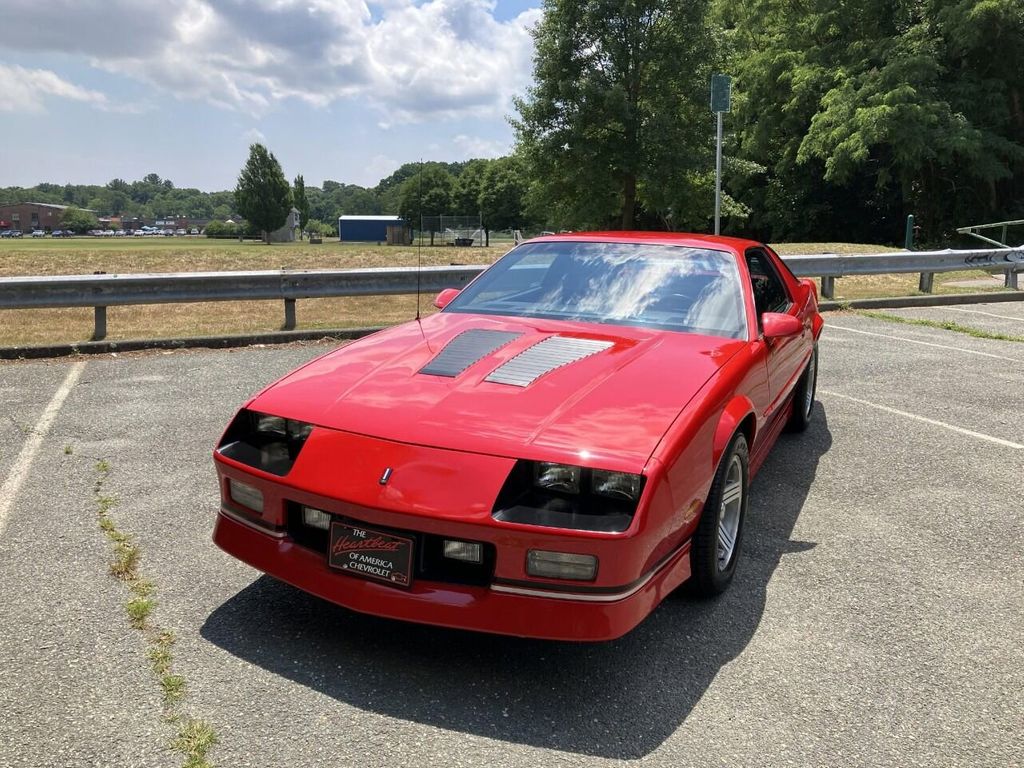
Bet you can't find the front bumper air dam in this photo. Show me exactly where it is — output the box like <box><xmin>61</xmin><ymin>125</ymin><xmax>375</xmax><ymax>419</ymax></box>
<box><xmin>213</xmin><ymin>511</ymin><xmax>691</xmax><ymax>642</ymax></box>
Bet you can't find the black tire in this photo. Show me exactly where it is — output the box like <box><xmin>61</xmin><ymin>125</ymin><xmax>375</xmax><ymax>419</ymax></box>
<box><xmin>786</xmin><ymin>342</ymin><xmax>818</xmax><ymax>433</ymax></box>
<box><xmin>690</xmin><ymin>432</ymin><xmax>749</xmax><ymax>597</ymax></box>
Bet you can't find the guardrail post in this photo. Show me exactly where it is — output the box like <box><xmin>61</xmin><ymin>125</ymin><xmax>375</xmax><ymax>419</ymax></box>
<box><xmin>283</xmin><ymin>299</ymin><xmax>296</xmax><ymax>330</ymax></box>
<box><xmin>92</xmin><ymin>306</ymin><xmax>107</xmax><ymax>341</ymax></box>
<box><xmin>1002</xmin><ymin>224</ymin><xmax>1015</xmax><ymax>288</ymax></box>
<box><xmin>907</xmin><ymin>214</ymin><xmax>933</xmax><ymax>293</ymax></box>
<box><xmin>918</xmin><ymin>271</ymin><xmax>934</xmax><ymax>293</ymax></box>
<box><xmin>820</xmin><ymin>276</ymin><xmax>835</xmax><ymax>299</ymax></box>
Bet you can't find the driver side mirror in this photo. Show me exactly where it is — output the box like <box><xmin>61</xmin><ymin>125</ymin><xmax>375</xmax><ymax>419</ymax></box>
<box><xmin>433</xmin><ymin>287</ymin><xmax>461</xmax><ymax>310</ymax></box>
<box><xmin>762</xmin><ymin>312</ymin><xmax>802</xmax><ymax>339</ymax></box>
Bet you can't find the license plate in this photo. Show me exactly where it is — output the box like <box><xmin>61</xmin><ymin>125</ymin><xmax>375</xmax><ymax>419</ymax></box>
<box><xmin>328</xmin><ymin>522</ymin><xmax>414</xmax><ymax>588</ymax></box>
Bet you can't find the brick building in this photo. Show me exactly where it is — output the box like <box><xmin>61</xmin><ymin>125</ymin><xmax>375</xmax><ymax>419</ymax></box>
<box><xmin>0</xmin><ymin>202</ymin><xmax>91</xmax><ymax>232</ymax></box>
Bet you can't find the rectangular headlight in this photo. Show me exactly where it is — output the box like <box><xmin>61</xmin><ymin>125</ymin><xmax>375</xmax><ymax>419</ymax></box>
<box><xmin>534</xmin><ymin>462</ymin><xmax>581</xmax><ymax>494</ymax></box>
<box><xmin>228</xmin><ymin>478</ymin><xmax>264</xmax><ymax>513</ymax></box>
<box><xmin>302</xmin><ymin>506</ymin><xmax>332</xmax><ymax>531</ymax></box>
<box><xmin>591</xmin><ymin>469</ymin><xmax>643</xmax><ymax>502</ymax></box>
<box><xmin>527</xmin><ymin>550</ymin><xmax>598</xmax><ymax>581</ymax></box>
<box><xmin>443</xmin><ymin>540</ymin><xmax>483</xmax><ymax>563</ymax></box>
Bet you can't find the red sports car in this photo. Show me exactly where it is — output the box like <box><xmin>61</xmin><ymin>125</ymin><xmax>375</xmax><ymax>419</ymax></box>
<box><xmin>213</xmin><ymin>232</ymin><xmax>823</xmax><ymax>641</ymax></box>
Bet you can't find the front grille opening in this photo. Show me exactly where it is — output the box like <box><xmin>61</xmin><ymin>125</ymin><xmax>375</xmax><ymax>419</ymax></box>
<box><xmin>285</xmin><ymin>503</ymin><xmax>496</xmax><ymax>587</ymax></box>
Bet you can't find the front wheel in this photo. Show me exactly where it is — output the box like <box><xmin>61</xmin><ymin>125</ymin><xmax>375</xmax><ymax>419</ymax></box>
<box><xmin>786</xmin><ymin>342</ymin><xmax>818</xmax><ymax>433</ymax></box>
<box><xmin>690</xmin><ymin>433</ymin><xmax>749</xmax><ymax>597</ymax></box>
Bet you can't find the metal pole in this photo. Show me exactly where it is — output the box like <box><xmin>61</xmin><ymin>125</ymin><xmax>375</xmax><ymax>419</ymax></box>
<box><xmin>714</xmin><ymin>111</ymin><xmax>723</xmax><ymax>235</ymax></box>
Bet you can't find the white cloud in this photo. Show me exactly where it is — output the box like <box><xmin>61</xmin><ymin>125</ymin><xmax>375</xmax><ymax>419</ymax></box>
<box><xmin>0</xmin><ymin>64</ymin><xmax>109</xmax><ymax>113</ymax></box>
<box><xmin>242</xmin><ymin>128</ymin><xmax>267</xmax><ymax>145</ymax></box>
<box><xmin>452</xmin><ymin>133</ymin><xmax>509</xmax><ymax>158</ymax></box>
<box><xmin>0</xmin><ymin>0</ymin><xmax>542</xmax><ymax>122</ymax></box>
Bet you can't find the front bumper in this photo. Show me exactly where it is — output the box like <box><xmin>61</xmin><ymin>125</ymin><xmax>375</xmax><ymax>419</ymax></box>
<box><xmin>213</xmin><ymin>510</ymin><xmax>691</xmax><ymax>642</ymax></box>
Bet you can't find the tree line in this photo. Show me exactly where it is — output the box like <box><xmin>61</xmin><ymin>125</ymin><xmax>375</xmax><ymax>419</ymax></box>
<box><xmin>5</xmin><ymin>0</ymin><xmax>1021</xmax><ymax>245</ymax></box>
<box><xmin>514</xmin><ymin>0</ymin><xmax>1024</xmax><ymax>244</ymax></box>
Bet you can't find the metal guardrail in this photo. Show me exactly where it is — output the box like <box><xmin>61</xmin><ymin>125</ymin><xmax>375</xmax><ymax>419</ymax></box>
<box><xmin>0</xmin><ymin>248</ymin><xmax>1021</xmax><ymax>341</ymax></box>
<box><xmin>955</xmin><ymin>219</ymin><xmax>1024</xmax><ymax>290</ymax></box>
<box><xmin>785</xmin><ymin>247</ymin><xmax>1024</xmax><ymax>297</ymax></box>
<box><xmin>0</xmin><ymin>266</ymin><xmax>484</xmax><ymax>340</ymax></box>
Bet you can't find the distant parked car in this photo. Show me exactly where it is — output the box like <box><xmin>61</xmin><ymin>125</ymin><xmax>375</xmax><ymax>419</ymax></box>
<box><xmin>175</xmin><ymin>228</ymin><xmax>186</xmax><ymax>236</ymax></box>
<box><xmin>51</xmin><ymin>230</ymin><xmax>63</xmax><ymax>237</ymax></box>
<box><xmin>115</xmin><ymin>230</ymin><xmax>126</xmax><ymax>237</ymax></box>
<box><xmin>190</xmin><ymin>228</ymin><xmax>199</xmax><ymax>235</ymax></box>
<box><xmin>133</xmin><ymin>229</ymin><xmax>145</xmax><ymax>237</ymax></box>
<box><xmin>0</xmin><ymin>230</ymin><xmax>10</xmax><ymax>238</ymax></box>
<box><xmin>31</xmin><ymin>230</ymin><xmax>45</xmax><ymax>237</ymax></box>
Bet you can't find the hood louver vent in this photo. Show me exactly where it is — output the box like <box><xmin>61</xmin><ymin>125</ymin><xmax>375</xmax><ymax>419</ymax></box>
<box><xmin>485</xmin><ymin>336</ymin><xmax>614</xmax><ymax>387</ymax></box>
<box><xmin>419</xmin><ymin>329</ymin><xmax>522</xmax><ymax>378</ymax></box>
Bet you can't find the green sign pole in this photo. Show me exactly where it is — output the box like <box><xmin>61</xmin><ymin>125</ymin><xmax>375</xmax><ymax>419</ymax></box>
<box><xmin>711</xmin><ymin>74</ymin><xmax>731</xmax><ymax>236</ymax></box>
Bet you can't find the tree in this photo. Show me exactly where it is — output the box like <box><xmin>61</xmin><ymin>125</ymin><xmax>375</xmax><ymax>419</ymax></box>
<box><xmin>513</xmin><ymin>0</ymin><xmax>721</xmax><ymax>230</ymax></box>
<box><xmin>716</xmin><ymin>0</ymin><xmax>1024</xmax><ymax>242</ymax></box>
<box><xmin>204</xmin><ymin>220</ymin><xmax>239</xmax><ymax>239</ymax></box>
<box><xmin>398</xmin><ymin>164</ymin><xmax>454</xmax><ymax>228</ymax></box>
<box><xmin>234</xmin><ymin>143</ymin><xmax>292</xmax><ymax>243</ymax></box>
<box><xmin>479</xmin><ymin>156</ymin><xmax>530</xmax><ymax>230</ymax></box>
<box><xmin>293</xmin><ymin>174</ymin><xmax>310</xmax><ymax>236</ymax></box>
<box><xmin>451</xmin><ymin>159</ymin><xmax>490</xmax><ymax>215</ymax></box>
<box><xmin>60</xmin><ymin>206</ymin><xmax>98</xmax><ymax>233</ymax></box>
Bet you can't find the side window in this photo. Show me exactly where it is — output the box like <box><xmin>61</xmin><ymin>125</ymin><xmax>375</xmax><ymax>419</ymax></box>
<box><xmin>745</xmin><ymin>248</ymin><xmax>790</xmax><ymax>320</ymax></box>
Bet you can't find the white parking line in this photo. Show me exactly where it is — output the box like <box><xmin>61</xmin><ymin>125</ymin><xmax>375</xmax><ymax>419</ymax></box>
<box><xmin>0</xmin><ymin>362</ymin><xmax>86</xmax><ymax>536</ymax></box>
<box><xmin>820</xmin><ymin>389</ymin><xmax>1023</xmax><ymax>450</ymax></box>
<box><xmin>943</xmin><ymin>306</ymin><xmax>1024</xmax><ymax>322</ymax></box>
<box><xmin>825</xmin><ymin>324</ymin><xmax>1021</xmax><ymax>362</ymax></box>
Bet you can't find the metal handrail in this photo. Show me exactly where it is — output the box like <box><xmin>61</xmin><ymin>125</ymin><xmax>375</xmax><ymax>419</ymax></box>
<box><xmin>955</xmin><ymin>220</ymin><xmax>1024</xmax><ymax>288</ymax></box>
<box><xmin>1</xmin><ymin>248</ymin><xmax>1021</xmax><ymax>341</ymax></box>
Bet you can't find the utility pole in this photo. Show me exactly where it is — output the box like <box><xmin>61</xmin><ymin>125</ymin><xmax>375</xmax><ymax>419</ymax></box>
<box><xmin>711</xmin><ymin>74</ymin><xmax>732</xmax><ymax>236</ymax></box>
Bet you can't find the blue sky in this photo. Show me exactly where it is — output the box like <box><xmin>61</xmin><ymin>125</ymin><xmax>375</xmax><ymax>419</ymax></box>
<box><xmin>0</xmin><ymin>0</ymin><xmax>543</xmax><ymax>191</ymax></box>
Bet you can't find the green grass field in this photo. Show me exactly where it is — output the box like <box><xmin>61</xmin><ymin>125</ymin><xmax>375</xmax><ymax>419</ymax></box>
<box><xmin>0</xmin><ymin>237</ymin><xmax>1007</xmax><ymax>347</ymax></box>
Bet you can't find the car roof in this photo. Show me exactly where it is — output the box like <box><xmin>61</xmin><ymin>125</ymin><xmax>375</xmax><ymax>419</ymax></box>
<box><xmin>525</xmin><ymin>231</ymin><xmax>762</xmax><ymax>254</ymax></box>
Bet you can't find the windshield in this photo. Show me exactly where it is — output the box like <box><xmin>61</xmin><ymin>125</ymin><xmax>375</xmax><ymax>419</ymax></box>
<box><xmin>444</xmin><ymin>241</ymin><xmax>747</xmax><ymax>339</ymax></box>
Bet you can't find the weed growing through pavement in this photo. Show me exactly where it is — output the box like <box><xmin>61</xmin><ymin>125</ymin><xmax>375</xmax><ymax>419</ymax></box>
<box><xmin>92</xmin><ymin>459</ymin><xmax>218</xmax><ymax>767</ymax></box>
<box><xmin>171</xmin><ymin>718</ymin><xmax>218</xmax><ymax>768</ymax></box>
<box><xmin>857</xmin><ymin>310</ymin><xmax>1024</xmax><ymax>342</ymax></box>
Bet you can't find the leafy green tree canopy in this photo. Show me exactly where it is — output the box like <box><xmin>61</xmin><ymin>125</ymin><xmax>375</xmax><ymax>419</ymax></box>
<box><xmin>479</xmin><ymin>156</ymin><xmax>530</xmax><ymax>230</ymax></box>
<box><xmin>716</xmin><ymin>0</ymin><xmax>1024</xmax><ymax>241</ymax></box>
<box><xmin>293</xmin><ymin>174</ymin><xmax>310</xmax><ymax>232</ymax></box>
<box><xmin>398</xmin><ymin>164</ymin><xmax>455</xmax><ymax>227</ymax></box>
<box><xmin>60</xmin><ymin>206</ymin><xmax>99</xmax><ymax>233</ymax></box>
<box><xmin>234</xmin><ymin>143</ymin><xmax>292</xmax><ymax>243</ymax></box>
<box><xmin>514</xmin><ymin>0</ymin><xmax>720</xmax><ymax>230</ymax></box>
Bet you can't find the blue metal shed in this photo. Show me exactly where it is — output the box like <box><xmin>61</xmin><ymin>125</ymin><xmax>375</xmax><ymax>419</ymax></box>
<box><xmin>338</xmin><ymin>215</ymin><xmax>405</xmax><ymax>242</ymax></box>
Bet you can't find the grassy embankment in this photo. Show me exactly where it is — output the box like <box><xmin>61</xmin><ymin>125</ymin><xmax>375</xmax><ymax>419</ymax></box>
<box><xmin>0</xmin><ymin>237</ymin><xmax>1008</xmax><ymax>346</ymax></box>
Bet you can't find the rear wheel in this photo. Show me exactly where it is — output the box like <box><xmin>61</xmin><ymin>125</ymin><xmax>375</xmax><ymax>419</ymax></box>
<box><xmin>786</xmin><ymin>342</ymin><xmax>818</xmax><ymax>433</ymax></box>
<box><xmin>690</xmin><ymin>432</ymin><xmax>749</xmax><ymax>597</ymax></box>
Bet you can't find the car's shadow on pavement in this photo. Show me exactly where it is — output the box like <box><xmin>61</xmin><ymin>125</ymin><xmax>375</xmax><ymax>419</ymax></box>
<box><xmin>201</xmin><ymin>411</ymin><xmax>833</xmax><ymax>759</ymax></box>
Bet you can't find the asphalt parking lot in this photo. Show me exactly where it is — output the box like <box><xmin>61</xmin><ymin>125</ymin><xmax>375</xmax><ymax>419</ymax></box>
<box><xmin>1</xmin><ymin>302</ymin><xmax>1021</xmax><ymax>767</ymax></box>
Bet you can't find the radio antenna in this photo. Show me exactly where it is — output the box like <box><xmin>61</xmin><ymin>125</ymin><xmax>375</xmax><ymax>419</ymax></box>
<box><xmin>415</xmin><ymin>158</ymin><xmax>423</xmax><ymax>321</ymax></box>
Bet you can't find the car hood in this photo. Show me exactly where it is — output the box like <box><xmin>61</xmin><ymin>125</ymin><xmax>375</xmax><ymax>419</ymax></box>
<box><xmin>250</xmin><ymin>312</ymin><xmax>744</xmax><ymax>470</ymax></box>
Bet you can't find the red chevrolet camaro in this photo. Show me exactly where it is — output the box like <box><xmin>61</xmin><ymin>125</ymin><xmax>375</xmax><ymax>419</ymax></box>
<box><xmin>212</xmin><ymin>232</ymin><xmax>823</xmax><ymax>641</ymax></box>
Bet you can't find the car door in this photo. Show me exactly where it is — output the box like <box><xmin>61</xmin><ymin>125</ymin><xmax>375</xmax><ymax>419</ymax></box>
<box><xmin>744</xmin><ymin>247</ymin><xmax>806</xmax><ymax>417</ymax></box>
